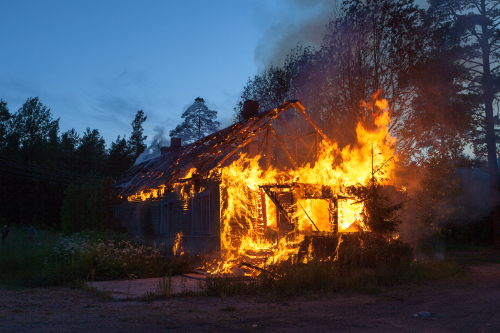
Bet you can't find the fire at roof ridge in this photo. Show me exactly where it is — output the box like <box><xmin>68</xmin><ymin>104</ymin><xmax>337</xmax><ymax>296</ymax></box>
<box><xmin>113</xmin><ymin>100</ymin><xmax>306</xmax><ymax>196</ymax></box>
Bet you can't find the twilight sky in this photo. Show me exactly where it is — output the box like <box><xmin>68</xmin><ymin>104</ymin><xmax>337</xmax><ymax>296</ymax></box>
<box><xmin>0</xmin><ymin>0</ymin><xmax>428</xmax><ymax>147</ymax></box>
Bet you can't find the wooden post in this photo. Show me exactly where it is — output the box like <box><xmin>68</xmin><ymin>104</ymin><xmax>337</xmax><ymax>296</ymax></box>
<box><xmin>329</xmin><ymin>199</ymin><xmax>338</xmax><ymax>234</ymax></box>
<box><xmin>260</xmin><ymin>189</ymin><xmax>267</xmax><ymax>232</ymax></box>
<box><xmin>270</xmin><ymin>126</ymin><xmax>298</xmax><ymax>169</ymax></box>
<box><xmin>266</xmin><ymin>127</ymin><xmax>271</xmax><ymax>170</ymax></box>
<box><xmin>315</xmin><ymin>133</ymin><xmax>319</xmax><ymax>160</ymax></box>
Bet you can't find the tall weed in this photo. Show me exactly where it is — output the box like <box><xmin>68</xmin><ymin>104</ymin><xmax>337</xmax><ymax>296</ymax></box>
<box><xmin>0</xmin><ymin>228</ymin><xmax>200</xmax><ymax>286</ymax></box>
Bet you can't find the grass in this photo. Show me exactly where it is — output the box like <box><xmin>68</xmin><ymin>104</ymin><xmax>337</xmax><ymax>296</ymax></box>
<box><xmin>204</xmin><ymin>233</ymin><xmax>464</xmax><ymax>297</ymax></box>
<box><xmin>0</xmin><ymin>228</ymin><xmax>468</xmax><ymax>296</ymax></box>
<box><xmin>0</xmin><ymin>228</ymin><xmax>57</xmax><ymax>286</ymax></box>
<box><xmin>0</xmin><ymin>227</ymin><xmax>202</xmax><ymax>286</ymax></box>
<box><xmin>140</xmin><ymin>273</ymin><xmax>175</xmax><ymax>301</ymax></box>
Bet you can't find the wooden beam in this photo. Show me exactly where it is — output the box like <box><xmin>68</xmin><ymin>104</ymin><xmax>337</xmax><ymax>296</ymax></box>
<box><xmin>295</xmin><ymin>140</ymin><xmax>298</xmax><ymax>165</ymax></box>
<box><xmin>257</xmin><ymin>126</ymin><xmax>269</xmax><ymax>155</ymax></box>
<box><xmin>212</xmin><ymin>136</ymin><xmax>254</xmax><ymax>169</ymax></box>
<box><xmin>277</xmin><ymin>116</ymin><xmax>312</xmax><ymax>150</ymax></box>
<box><xmin>303</xmin><ymin>135</ymin><xmax>316</xmax><ymax>166</ymax></box>
<box><xmin>298</xmin><ymin>201</ymin><xmax>320</xmax><ymax>232</ymax></box>
<box><xmin>266</xmin><ymin>127</ymin><xmax>271</xmax><ymax>169</ymax></box>
<box><xmin>314</xmin><ymin>132</ymin><xmax>318</xmax><ymax>160</ymax></box>
<box><xmin>294</xmin><ymin>106</ymin><xmax>333</xmax><ymax>145</ymax></box>
<box><xmin>283</xmin><ymin>131</ymin><xmax>316</xmax><ymax>145</ymax></box>
<box><xmin>261</xmin><ymin>187</ymin><xmax>294</xmax><ymax>226</ymax></box>
<box><xmin>270</xmin><ymin>126</ymin><xmax>298</xmax><ymax>169</ymax></box>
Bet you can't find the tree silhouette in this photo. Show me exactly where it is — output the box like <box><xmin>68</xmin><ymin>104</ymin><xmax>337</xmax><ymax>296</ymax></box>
<box><xmin>429</xmin><ymin>0</ymin><xmax>500</xmax><ymax>249</ymax></box>
<box><xmin>169</xmin><ymin>97</ymin><xmax>220</xmax><ymax>144</ymax></box>
<box><xmin>128</xmin><ymin>110</ymin><xmax>147</xmax><ymax>161</ymax></box>
<box><xmin>0</xmin><ymin>99</ymin><xmax>11</xmax><ymax>152</ymax></box>
<box><xmin>77</xmin><ymin>128</ymin><xmax>106</xmax><ymax>175</ymax></box>
<box><xmin>108</xmin><ymin>135</ymin><xmax>133</xmax><ymax>177</ymax></box>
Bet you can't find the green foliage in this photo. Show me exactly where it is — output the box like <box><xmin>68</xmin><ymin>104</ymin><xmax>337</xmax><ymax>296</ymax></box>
<box><xmin>60</xmin><ymin>128</ymin><xmax>80</xmax><ymax>162</ymax></box>
<box><xmin>170</xmin><ymin>97</ymin><xmax>221</xmax><ymax>144</ymax></box>
<box><xmin>234</xmin><ymin>65</ymin><xmax>293</xmax><ymax>121</ymax></box>
<box><xmin>350</xmin><ymin>183</ymin><xmax>405</xmax><ymax>235</ymax></box>
<box><xmin>61</xmin><ymin>178</ymin><xmax>123</xmax><ymax>233</ymax></box>
<box><xmin>0</xmin><ymin>228</ymin><xmax>62</xmax><ymax>286</ymax></box>
<box><xmin>400</xmin><ymin>155</ymin><xmax>481</xmax><ymax>250</ymax></box>
<box><xmin>428</xmin><ymin>0</ymin><xmax>500</xmax><ymax>249</ymax></box>
<box><xmin>0</xmin><ymin>228</ymin><xmax>201</xmax><ymax>286</ymax></box>
<box><xmin>235</xmin><ymin>0</ymin><xmax>426</xmax><ymax>150</ymax></box>
<box><xmin>427</xmin><ymin>0</ymin><xmax>500</xmax><ymax>159</ymax></box>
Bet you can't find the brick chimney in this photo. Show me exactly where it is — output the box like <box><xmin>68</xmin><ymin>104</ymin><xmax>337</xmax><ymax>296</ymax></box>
<box><xmin>161</xmin><ymin>138</ymin><xmax>182</xmax><ymax>155</ymax></box>
<box><xmin>171</xmin><ymin>137</ymin><xmax>182</xmax><ymax>148</ymax></box>
<box><xmin>242</xmin><ymin>101</ymin><xmax>259</xmax><ymax>157</ymax></box>
<box><xmin>242</xmin><ymin>100</ymin><xmax>259</xmax><ymax>119</ymax></box>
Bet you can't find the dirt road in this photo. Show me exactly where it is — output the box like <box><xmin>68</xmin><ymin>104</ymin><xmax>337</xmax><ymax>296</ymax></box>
<box><xmin>1</xmin><ymin>262</ymin><xmax>499</xmax><ymax>332</ymax></box>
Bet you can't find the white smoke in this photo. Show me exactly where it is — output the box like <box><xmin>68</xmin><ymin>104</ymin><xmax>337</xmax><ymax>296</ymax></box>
<box><xmin>254</xmin><ymin>0</ymin><xmax>336</xmax><ymax>68</ymax></box>
<box><xmin>134</xmin><ymin>126</ymin><xmax>170</xmax><ymax>165</ymax></box>
<box><xmin>254</xmin><ymin>0</ymin><xmax>429</xmax><ymax>69</ymax></box>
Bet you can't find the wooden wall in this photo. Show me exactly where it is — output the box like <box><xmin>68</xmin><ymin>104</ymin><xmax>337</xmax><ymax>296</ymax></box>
<box><xmin>116</xmin><ymin>179</ymin><xmax>221</xmax><ymax>255</ymax></box>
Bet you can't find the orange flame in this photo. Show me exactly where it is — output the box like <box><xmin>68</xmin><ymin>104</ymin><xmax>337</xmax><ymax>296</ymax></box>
<box><xmin>212</xmin><ymin>97</ymin><xmax>397</xmax><ymax>274</ymax></box>
<box><xmin>125</xmin><ymin>97</ymin><xmax>398</xmax><ymax>276</ymax></box>
<box><xmin>173</xmin><ymin>232</ymin><xmax>184</xmax><ymax>256</ymax></box>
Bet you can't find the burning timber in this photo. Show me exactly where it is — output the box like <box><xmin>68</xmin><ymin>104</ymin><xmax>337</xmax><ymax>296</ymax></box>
<box><xmin>114</xmin><ymin>99</ymin><xmax>402</xmax><ymax>275</ymax></box>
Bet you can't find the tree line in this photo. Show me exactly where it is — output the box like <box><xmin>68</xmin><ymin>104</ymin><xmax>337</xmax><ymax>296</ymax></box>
<box><xmin>0</xmin><ymin>97</ymin><xmax>148</xmax><ymax>230</ymax></box>
<box><xmin>0</xmin><ymin>95</ymin><xmax>220</xmax><ymax>232</ymax></box>
<box><xmin>233</xmin><ymin>0</ymin><xmax>500</xmax><ymax>249</ymax></box>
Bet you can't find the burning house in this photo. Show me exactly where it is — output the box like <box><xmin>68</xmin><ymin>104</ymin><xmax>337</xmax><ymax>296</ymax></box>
<box><xmin>114</xmin><ymin>99</ymin><xmax>399</xmax><ymax>271</ymax></box>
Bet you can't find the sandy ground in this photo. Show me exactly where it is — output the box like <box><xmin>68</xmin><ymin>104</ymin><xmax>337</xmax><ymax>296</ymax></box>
<box><xmin>0</xmin><ymin>261</ymin><xmax>499</xmax><ymax>332</ymax></box>
<box><xmin>87</xmin><ymin>273</ymin><xmax>206</xmax><ymax>300</ymax></box>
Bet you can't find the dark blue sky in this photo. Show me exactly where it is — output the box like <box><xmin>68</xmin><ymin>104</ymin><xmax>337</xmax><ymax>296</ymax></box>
<box><xmin>0</xmin><ymin>0</ymin><xmax>428</xmax><ymax>147</ymax></box>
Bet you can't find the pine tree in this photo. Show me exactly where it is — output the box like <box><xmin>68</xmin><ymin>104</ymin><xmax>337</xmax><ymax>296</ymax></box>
<box><xmin>350</xmin><ymin>144</ymin><xmax>404</xmax><ymax>236</ymax></box>
<box><xmin>169</xmin><ymin>97</ymin><xmax>220</xmax><ymax>144</ymax></box>
<box><xmin>108</xmin><ymin>135</ymin><xmax>133</xmax><ymax>177</ymax></box>
<box><xmin>128</xmin><ymin>110</ymin><xmax>147</xmax><ymax>161</ymax></box>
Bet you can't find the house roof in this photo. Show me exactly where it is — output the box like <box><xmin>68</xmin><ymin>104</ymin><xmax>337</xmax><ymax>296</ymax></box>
<box><xmin>114</xmin><ymin>100</ymin><xmax>327</xmax><ymax>197</ymax></box>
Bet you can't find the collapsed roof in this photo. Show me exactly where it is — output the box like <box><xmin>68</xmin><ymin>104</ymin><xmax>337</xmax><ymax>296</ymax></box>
<box><xmin>114</xmin><ymin>100</ymin><xmax>329</xmax><ymax>197</ymax></box>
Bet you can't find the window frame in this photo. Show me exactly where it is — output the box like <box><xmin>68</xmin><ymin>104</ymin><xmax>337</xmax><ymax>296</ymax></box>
<box><xmin>161</xmin><ymin>199</ymin><xmax>175</xmax><ymax>235</ymax></box>
<box><xmin>191</xmin><ymin>191</ymin><xmax>211</xmax><ymax>235</ymax></box>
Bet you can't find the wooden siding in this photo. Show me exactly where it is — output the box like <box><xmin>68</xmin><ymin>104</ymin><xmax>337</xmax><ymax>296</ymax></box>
<box><xmin>117</xmin><ymin>179</ymin><xmax>221</xmax><ymax>254</ymax></box>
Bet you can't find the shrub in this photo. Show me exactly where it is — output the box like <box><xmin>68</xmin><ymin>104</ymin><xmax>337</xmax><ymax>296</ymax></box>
<box><xmin>203</xmin><ymin>232</ymin><xmax>457</xmax><ymax>297</ymax></box>
<box><xmin>0</xmin><ymin>228</ymin><xmax>202</xmax><ymax>286</ymax></box>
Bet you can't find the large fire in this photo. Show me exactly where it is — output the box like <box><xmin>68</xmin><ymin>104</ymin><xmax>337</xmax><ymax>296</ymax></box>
<box><xmin>213</xmin><ymin>97</ymin><xmax>397</xmax><ymax>274</ymax></box>
<box><xmin>125</xmin><ymin>96</ymin><xmax>399</xmax><ymax>276</ymax></box>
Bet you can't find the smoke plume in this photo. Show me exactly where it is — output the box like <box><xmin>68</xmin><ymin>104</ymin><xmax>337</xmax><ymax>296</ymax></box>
<box><xmin>134</xmin><ymin>126</ymin><xmax>170</xmax><ymax>165</ymax></box>
<box><xmin>254</xmin><ymin>0</ymin><xmax>337</xmax><ymax>68</ymax></box>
